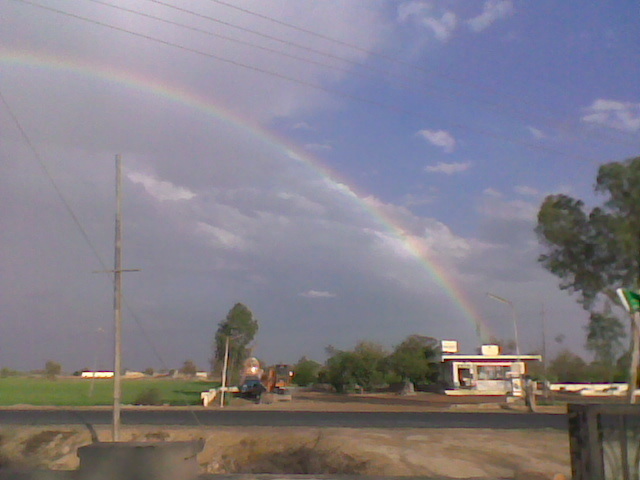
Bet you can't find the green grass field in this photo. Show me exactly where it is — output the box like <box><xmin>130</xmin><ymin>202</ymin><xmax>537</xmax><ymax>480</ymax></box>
<box><xmin>0</xmin><ymin>377</ymin><xmax>219</xmax><ymax>406</ymax></box>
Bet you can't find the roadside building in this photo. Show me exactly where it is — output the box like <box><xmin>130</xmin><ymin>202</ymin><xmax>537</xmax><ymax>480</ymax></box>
<box><xmin>80</xmin><ymin>371</ymin><xmax>114</xmax><ymax>379</ymax></box>
<box><xmin>440</xmin><ymin>342</ymin><xmax>541</xmax><ymax>396</ymax></box>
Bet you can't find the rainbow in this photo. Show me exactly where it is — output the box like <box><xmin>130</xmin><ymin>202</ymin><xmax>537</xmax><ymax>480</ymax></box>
<box><xmin>0</xmin><ymin>49</ymin><xmax>492</xmax><ymax>342</ymax></box>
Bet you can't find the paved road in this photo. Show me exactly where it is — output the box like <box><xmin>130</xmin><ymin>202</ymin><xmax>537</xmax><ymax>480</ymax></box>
<box><xmin>0</xmin><ymin>410</ymin><xmax>568</xmax><ymax>429</ymax></box>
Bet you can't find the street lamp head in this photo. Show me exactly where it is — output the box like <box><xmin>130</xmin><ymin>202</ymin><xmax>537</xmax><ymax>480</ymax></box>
<box><xmin>487</xmin><ymin>293</ymin><xmax>512</xmax><ymax>306</ymax></box>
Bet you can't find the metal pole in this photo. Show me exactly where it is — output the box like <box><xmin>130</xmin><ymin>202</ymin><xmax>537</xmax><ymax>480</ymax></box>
<box><xmin>487</xmin><ymin>293</ymin><xmax>523</xmax><ymax>398</ymax></box>
<box><xmin>487</xmin><ymin>293</ymin><xmax>521</xmax><ymax>356</ymax></box>
<box><xmin>541</xmin><ymin>303</ymin><xmax>549</xmax><ymax>400</ymax></box>
<box><xmin>113</xmin><ymin>154</ymin><xmax>122</xmax><ymax>441</ymax></box>
<box><xmin>509</xmin><ymin>302</ymin><xmax>521</xmax><ymax>357</ymax></box>
<box><xmin>220</xmin><ymin>336</ymin><xmax>230</xmax><ymax>408</ymax></box>
<box><xmin>628</xmin><ymin>311</ymin><xmax>640</xmax><ymax>404</ymax></box>
<box><xmin>508</xmin><ymin>301</ymin><xmax>524</xmax><ymax>400</ymax></box>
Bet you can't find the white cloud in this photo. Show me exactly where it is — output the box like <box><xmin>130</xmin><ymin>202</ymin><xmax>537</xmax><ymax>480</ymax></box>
<box><xmin>483</xmin><ymin>188</ymin><xmax>503</xmax><ymax>198</ymax></box>
<box><xmin>397</xmin><ymin>2</ymin><xmax>457</xmax><ymax>42</ymax></box>
<box><xmin>363</xmin><ymin>196</ymin><xmax>472</xmax><ymax>261</ymax></box>
<box><xmin>397</xmin><ymin>1</ymin><xmax>431</xmax><ymax>23</ymax></box>
<box><xmin>555</xmin><ymin>184</ymin><xmax>574</xmax><ymax>196</ymax></box>
<box><xmin>276</xmin><ymin>191</ymin><xmax>327</xmax><ymax>215</ymax></box>
<box><xmin>320</xmin><ymin>178</ymin><xmax>359</xmax><ymax>199</ymax></box>
<box><xmin>417</xmin><ymin>129</ymin><xmax>456</xmax><ymax>152</ymax></box>
<box><xmin>402</xmin><ymin>191</ymin><xmax>437</xmax><ymax>207</ymax></box>
<box><xmin>468</xmin><ymin>0</ymin><xmax>514</xmax><ymax>32</ymax></box>
<box><xmin>127</xmin><ymin>171</ymin><xmax>196</xmax><ymax>201</ymax></box>
<box><xmin>424</xmin><ymin>162</ymin><xmax>471</xmax><ymax>175</ymax></box>
<box><xmin>421</xmin><ymin>220</ymin><xmax>471</xmax><ymax>259</ymax></box>
<box><xmin>582</xmin><ymin>99</ymin><xmax>640</xmax><ymax>133</ymax></box>
<box><xmin>424</xmin><ymin>11</ymin><xmax>458</xmax><ymax>42</ymax></box>
<box><xmin>514</xmin><ymin>185</ymin><xmax>539</xmax><ymax>196</ymax></box>
<box><xmin>195</xmin><ymin>221</ymin><xmax>246</xmax><ymax>249</ymax></box>
<box><xmin>527</xmin><ymin>126</ymin><xmax>546</xmax><ymax>139</ymax></box>
<box><xmin>477</xmin><ymin>197</ymin><xmax>538</xmax><ymax>221</ymax></box>
<box><xmin>299</xmin><ymin>289</ymin><xmax>337</xmax><ymax>298</ymax></box>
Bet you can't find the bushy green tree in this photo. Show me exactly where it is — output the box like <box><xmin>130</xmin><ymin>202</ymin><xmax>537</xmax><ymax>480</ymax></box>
<box><xmin>536</xmin><ymin>156</ymin><xmax>640</xmax><ymax>386</ymax></box>
<box><xmin>0</xmin><ymin>367</ymin><xmax>19</xmax><ymax>378</ymax></box>
<box><xmin>547</xmin><ymin>350</ymin><xmax>587</xmax><ymax>383</ymax></box>
<box><xmin>44</xmin><ymin>360</ymin><xmax>62</xmax><ymax>380</ymax></box>
<box><xmin>387</xmin><ymin>335</ymin><xmax>440</xmax><ymax>386</ymax></box>
<box><xmin>134</xmin><ymin>387</ymin><xmax>163</xmax><ymax>406</ymax></box>
<box><xmin>211</xmin><ymin>303</ymin><xmax>259</xmax><ymax>379</ymax></box>
<box><xmin>585</xmin><ymin>310</ymin><xmax>625</xmax><ymax>380</ymax></box>
<box><xmin>293</xmin><ymin>357</ymin><xmax>321</xmax><ymax>386</ymax></box>
<box><xmin>323</xmin><ymin>342</ymin><xmax>388</xmax><ymax>393</ymax></box>
<box><xmin>180</xmin><ymin>360</ymin><xmax>197</xmax><ymax>377</ymax></box>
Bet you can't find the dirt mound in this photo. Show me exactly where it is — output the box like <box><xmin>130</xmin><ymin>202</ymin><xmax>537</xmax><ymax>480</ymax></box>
<box><xmin>214</xmin><ymin>437</ymin><xmax>369</xmax><ymax>474</ymax></box>
<box><xmin>0</xmin><ymin>426</ymin><xmax>570</xmax><ymax>478</ymax></box>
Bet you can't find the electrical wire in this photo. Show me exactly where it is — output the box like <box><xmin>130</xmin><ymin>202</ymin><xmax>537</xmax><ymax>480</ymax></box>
<box><xmin>10</xmin><ymin>0</ymin><xmax>602</xmax><ymax>162</ymax></box>
<box><xmin>0</xmin><ymin>89</ymin><xmax>106</xmax><ymax>268</ymax></box>
<box><xmin>204</xmin><ymin>0</ymin><xmax>639</xmax><ymax>147</ymax></box>
<box><xmin>84</xmin><ymin>0</ymin><xmax>636</xmax><ymax>151</ymax></box>
<box><xmin>0</xmin><ymin>87</ymin><xmax>205</xmax><ymax>424</ymax></box>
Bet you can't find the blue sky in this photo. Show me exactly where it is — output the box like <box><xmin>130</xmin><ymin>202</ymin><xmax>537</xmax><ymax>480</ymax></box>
<box><xmin>1</xmin><ymin>0</ymin><xmax>639</xmax><ymax>371</ymax></box>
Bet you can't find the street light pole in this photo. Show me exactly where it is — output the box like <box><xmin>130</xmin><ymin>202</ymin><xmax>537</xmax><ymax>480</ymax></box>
<box><xmin>487</xmin><ymin>293</ymin><xmax>521</xmax><ymax>356</ymax></box>
<box><xmin>219</xmin><ymin>336</ymin><xmax>231</xmax><ymax>408</ymax></box>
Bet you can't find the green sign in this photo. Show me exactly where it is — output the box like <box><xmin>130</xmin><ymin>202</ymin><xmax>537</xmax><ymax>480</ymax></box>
<box><xmin>617</xmin><ymin>288</ymin><xmax>640</xmax><ymax>313</ymax></box>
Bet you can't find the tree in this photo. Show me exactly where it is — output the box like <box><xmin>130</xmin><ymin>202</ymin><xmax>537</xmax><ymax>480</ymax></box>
<box><xmin>547</xmin><ymin>350</ymin><xmax>587</xmax><ymax>383</ymax></box>
<box><xmin>323</xmin><ymin>350</ymin><xmax>355</xmax><ymax>393</ymax></box>
<box><xmin>323</xmin><ymin>342</ymin><xmax>388</xmax><ymax>393</ymax></box>
<box><xmin>0</xmin><ymin>367</ymin><xmax>18</xmax><ymax>378</ymax></box>
<box><xmin>211</xmin><ymin>303</ymin><xmax>259</xmax><ymax>381</ymax></box>
<box><xmin>585</xmin><ymin>310</ymin><xmax>625</xmax><ymax>380</ymax></box>
<box><xmin>179</xmin><ymin>360</ymin><xmax>197</xmax><ymax>377</ymax></box>
<box><xmin>293</xmin><ymin>357</ymin><xmax>321</xmax><ymax>386</ymax></box>
<box><xmin>387</xmin><ymin>335</ymin><xmax>440</xmax><ymax>386</ymax></box>
<box><xmin>45</xmin><ymin>360</ymin><xmax>62</xmax><ymax>379</ymax></box>
<box><xmin>536</xmin><ymin>156</ymin><xmax>640</xmax><ymax>389</ymax></box>
<box><xmin>351</xmin><ymin>342</ymin><xmax>388</xmax><ymax>390</ymax></box>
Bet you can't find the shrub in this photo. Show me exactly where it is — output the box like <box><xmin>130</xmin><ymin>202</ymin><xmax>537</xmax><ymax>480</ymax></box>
<box><xmin>133</xmin><ymin>388</ymin><xmax>163</xmax><ymax>406</ymax></box>
<box><xmin>44</xmin><ymin>361</ymin><xmax>62</xmax><ymax>380</ymax></box>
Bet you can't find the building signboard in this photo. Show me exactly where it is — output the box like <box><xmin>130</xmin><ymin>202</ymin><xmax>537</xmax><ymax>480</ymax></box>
<box><xmin>441</xmin><ymin>340</ymin><xmax>458</xmax><ymax>353</ymax></box>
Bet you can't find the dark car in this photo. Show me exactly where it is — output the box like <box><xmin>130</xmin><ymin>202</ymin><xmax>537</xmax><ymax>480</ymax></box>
<box><xmin>239</xmin><ymin>378</ymin><xmax>266</xmax><ymax>400</ymax></box>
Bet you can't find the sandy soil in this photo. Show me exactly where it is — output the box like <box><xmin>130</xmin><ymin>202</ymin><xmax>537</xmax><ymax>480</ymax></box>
<box><xmin>0</xmin><ymin>392</ymin><xmax>571</xmax><ymax>478</ymax></box>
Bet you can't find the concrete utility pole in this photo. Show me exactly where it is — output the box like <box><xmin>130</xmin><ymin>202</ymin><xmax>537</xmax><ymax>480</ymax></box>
<box><xmin>112</xmin><ymin>155</ymin><xmax>140</xmax><ymax>440</ymax></box>
<box><xmin>113</xmin><ymin>153</ymin><xmax>123</xmax><ymax>440</ymax></box>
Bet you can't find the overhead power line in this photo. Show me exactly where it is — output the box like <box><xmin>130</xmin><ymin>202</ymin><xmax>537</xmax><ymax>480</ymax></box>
<box><xmin>0</xmin><ymin>88</ymin><xmax>107</xmax><ymax>268</ymax></box>
<box><xmin>85</xmin><ymin>0</ymin><xmax>551</xmax><ymax>134</ymax></box>
<box><xmin>11</xmin><ymin>0</ymin><xmax>614</xmax><ymax>162</ymax></box>
<box><xmin>201</xmin><ymin>0</ymin><xmax>639</xmax><ymax>148</ymax></box>
<box><xmin>0</xmin><ymin>87</ymin><xmax>204</xmax><ymax>420</ymax></box>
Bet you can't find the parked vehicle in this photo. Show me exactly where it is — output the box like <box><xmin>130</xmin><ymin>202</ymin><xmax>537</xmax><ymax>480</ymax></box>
<box><xmin>239</xmin><ymin>376</ymin><xmax>266</xmax><ymax>400</ymax></box>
